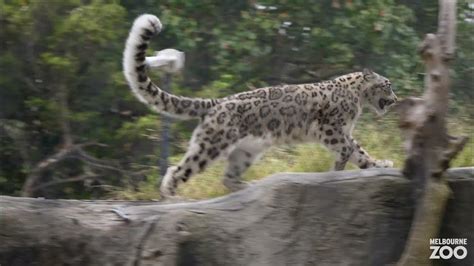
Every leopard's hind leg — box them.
[160,125,235,198]
[223,137,269,191]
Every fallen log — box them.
[1,167,472,266]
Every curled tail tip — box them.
[133,14,162,35]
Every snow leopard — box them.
[123,14,398,198]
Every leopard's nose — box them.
[387,98,396,106]
[389,95,398,105]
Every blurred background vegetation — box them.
[0,0,472,199]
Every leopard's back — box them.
[200,79,362,144]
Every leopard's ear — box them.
[363,68,376,81]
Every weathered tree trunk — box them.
[1,168,473,266]
[395,1,469,265]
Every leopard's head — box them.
[362,68,398,115]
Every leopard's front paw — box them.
[374,159,394,168]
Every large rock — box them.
[0,168,472,266]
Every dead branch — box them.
[20,142,128,197]
[29,173,99,192]
[396,1,468,265]
[21,145,78,196]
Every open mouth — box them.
[379,99,387,110]
[379,99,395,110]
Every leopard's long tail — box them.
[123,14,218,119]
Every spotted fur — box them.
[123,15,398,198]
[123,14,219,119]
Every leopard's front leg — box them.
[322,134,355,171]
[348,136,393,169]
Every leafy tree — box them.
[0,0,471,198]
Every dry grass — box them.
[111,116,473,200]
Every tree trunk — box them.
[1,168,472,266]
[395,1,469,265]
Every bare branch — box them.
[21,142,120,197]
[437,0,457,60]
[21,146,79,196]
[396,1,465,265]
[29,173,99,192]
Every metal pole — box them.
[145,48,184,186]
[159,73,172,179]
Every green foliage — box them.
[116,115,160,142]
[57,3,126,46]
[0,1,472,199]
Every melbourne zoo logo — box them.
[429,238,468,260]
